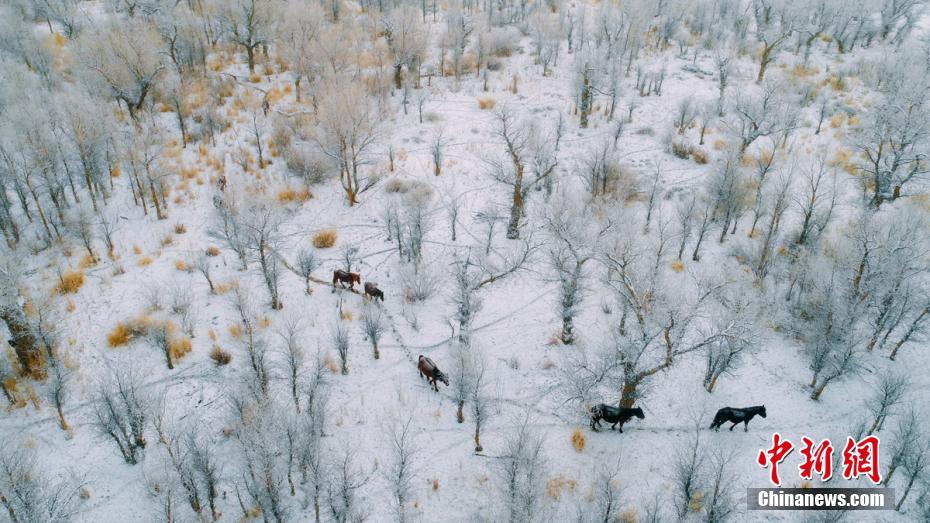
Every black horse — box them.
[590,404,645,432]
[710,405,767,432]
[364,282,384,302]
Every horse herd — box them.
[332,269,383,301]
[334,269,768,436]
[418,351,767,435]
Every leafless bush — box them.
[0,443,85,523]
[401,264,440,303]
[332,320,350,375]
[91,366,149,465]
[495,414,547,522]
[361,303,385,360]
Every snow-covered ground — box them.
[1,1,929,522]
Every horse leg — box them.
[617,422,624,433]
[744,421,749,432]
[591,417,598,431]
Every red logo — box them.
[798,437,834,481]
[842,435,881,484]
[757,433,794,486]
[758,434,881,485]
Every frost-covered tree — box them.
[91,366,149,465]
[77,19,166,120]
[0,443,84,523]
[360,303,385,360]
[219,0,275,73]
[495,415,547,523]
[312,80,381,206]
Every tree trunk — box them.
[0,307,44,379]
[474,424,482,452]
[372,341,380,360]
[456,401,464,423]
[561,316,574,345]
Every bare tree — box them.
[230,286,272,395]
[91,366,149,465]
[793,153,837,246]
[361,303,385,360]
[219,0,274,73]
[752,0,797,83]
[673,428,705,520]
[496,414,547,523]
[449,340,473,423]
[0,443,84,523]
[278,316,306,413]
[865,371,909,435]
[77,18,166,120]
[728,83,797,154]
[704,447,739,522]
[603,220,751,406]
[242,203,285,310]
[296,248,319,295]
[895,432,930,511]
[470,349,491,452]
[383,4,429,90]
[702,296,757,393]
[545,192,606,344]
[883,407,921,485]
[589,458,624,523]
[852,84,930,208]
[312,79,380,206]
[194,254,216,294]
[234,398,289,523]
[332,318,350,375]
[383,414,419,523]
[327,445,373,523]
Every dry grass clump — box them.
[137,256,154,267]
[210,345,232,366]
[168,335,193,361]
[175,260,189,271]
[313,230,337,248]
[324,356,339,374]
[619,509,638,523]
[107,316,152,347]
[545,474,577,501]
[57,270,85,294]
[206,246,221,257]
[477,97,496,110]
[79,254,97,269]
[174,222,187,234]
[671,261,685,272]
[277,186,312,204]
[570,428,586,452]
[689,491,704,512]
[160,234,174,247]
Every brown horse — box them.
[332,270,361,290]
[417,355,449,392]
[364,282,384,302]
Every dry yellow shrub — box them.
[169,336,193,361]
[175,260,189,271]
[570,428,586,452]
[277,187,312,204]
[545,474,577,501]
[206,246,221,257]
[671,261,685,272]
[477,97,496,110]
[137,256,153,267]
[57,270,85,294]
[313,230,337,248]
